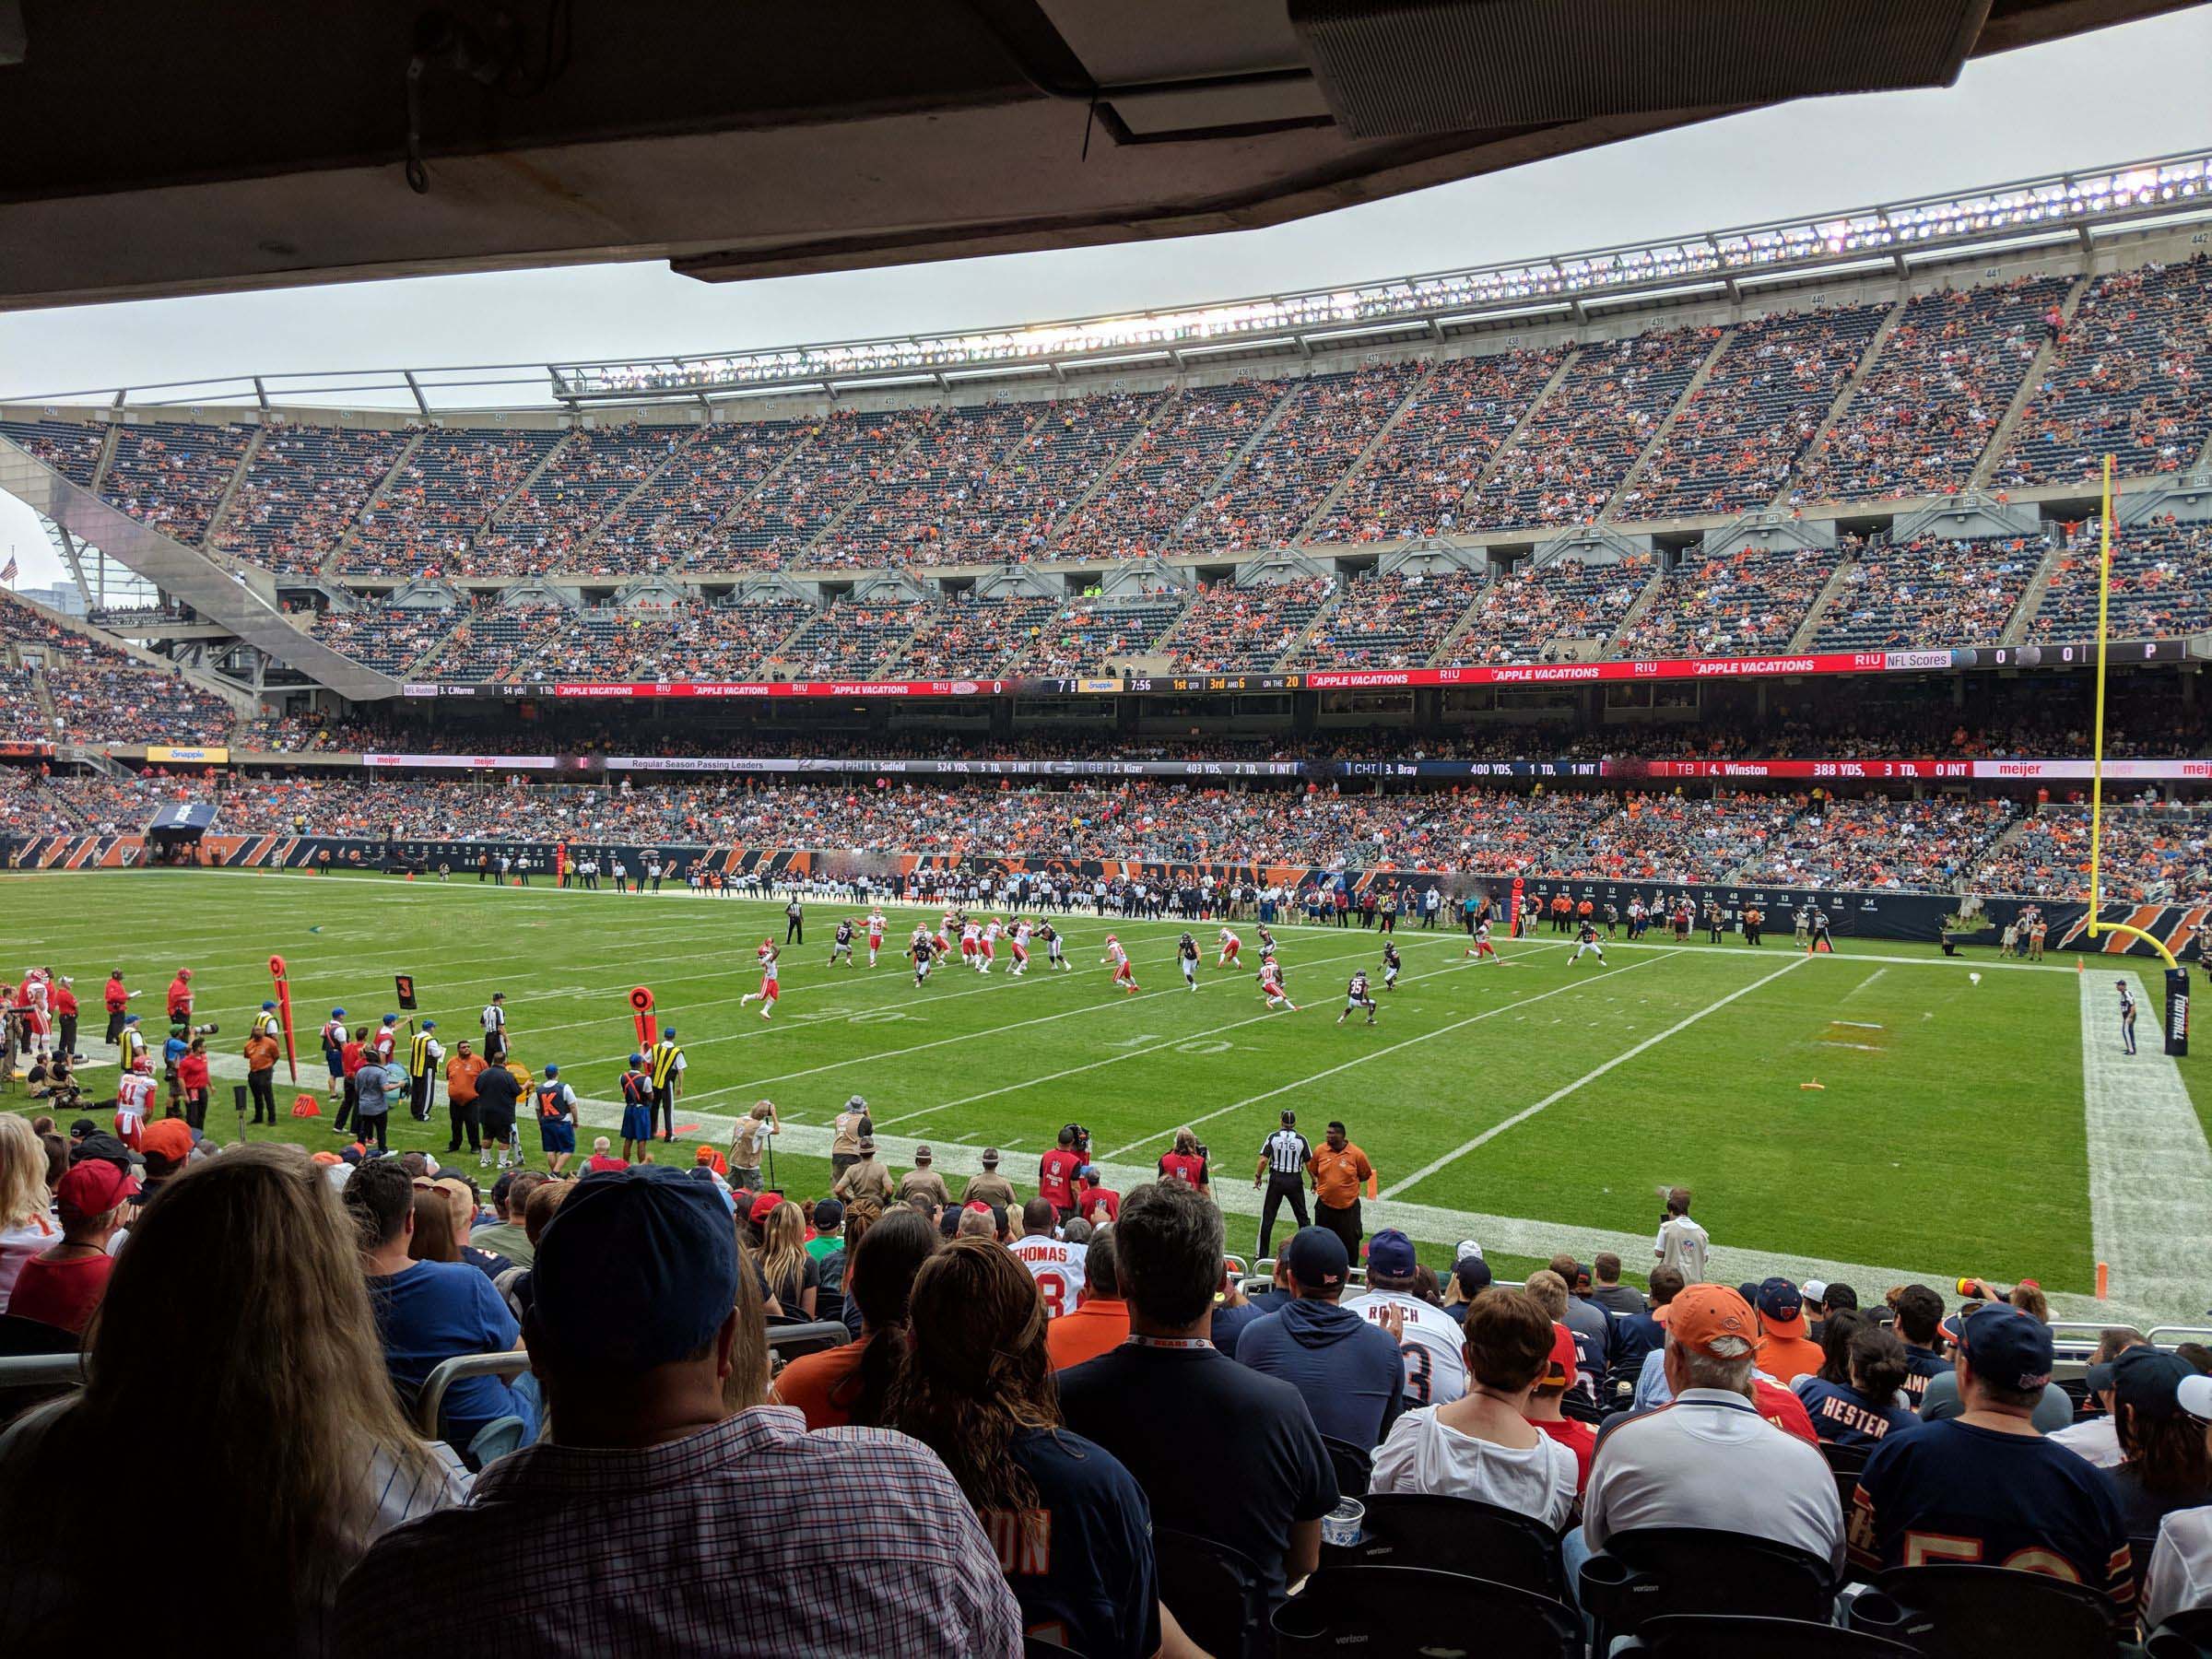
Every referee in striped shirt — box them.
[1253,1110,1313,1261]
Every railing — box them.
[6,151,2207,413]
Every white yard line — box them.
[2079,971,2212,1313]
[1097,951,1680,1162]
[705,932,1481,1107]
[1382,954,1809,1199]
[1843,968,1888,999]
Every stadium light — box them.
[542,150,2209,404]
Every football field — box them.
[10,867,2212,1324]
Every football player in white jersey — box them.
[866,908,887,966]
[1340,1229,1470,1409]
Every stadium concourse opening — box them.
[13,41,2212,1652]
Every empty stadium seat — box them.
[1319,1491,1568,1601]
[1275,1566,1582,1659]
[1578,1526,1840,1652]
[1153,1527,1269,1659]
[1847,1565,2123,1659]
[1621,1613,1916,1657]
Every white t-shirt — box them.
[1371,1407,1578,1531]
[1342,1291,1470,1408]
[2047,1413,2124,1469]
[0,1213,63,1312]
[2147,1503,2212,1630]
[1008,1236,1087,1321]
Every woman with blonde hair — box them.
[758,1198,818,1319]
[887,1235,1199,1659]
[0,1145,468,1653]
[408,1187,462,1265]
[0,1114,61,1311]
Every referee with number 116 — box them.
[1253,1109,1313,1260]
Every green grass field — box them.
[8,867,2208,1320]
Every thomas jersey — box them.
[1008,1236,1087,1320]
[1341,1291,1469,1409]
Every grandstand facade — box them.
[2,155,2210,927]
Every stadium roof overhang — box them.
[0,0,2193,313]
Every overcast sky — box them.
[6,7,2209,588]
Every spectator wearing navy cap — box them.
[2051,1327,2149,1468]
[2106,1346,2212,1535]
[1756,1277,1824,1385]
[336,1168,1023,1659]
[1916,1304,2074,1430]
[1236,1226,1407,1448]
[1441,1246,1494,1326]
[2144,1371,2212,1629]
[1848,1302,2135,1618]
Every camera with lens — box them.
[191,1021,219,1039]
[1062,1122,1091,1156]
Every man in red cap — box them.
[1575,1284,1844,1589]
[166,968,194,1025]
[7,1159,136,1334]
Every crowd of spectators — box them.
[342,429,563,579]
[1813,532,2046,651]
[901,594,1066,679]
[0,591,239,745]
[1740,794,2018,891]
[10,765,2150,895]
[1308,348,1569,546]
[719,410,932,570]
[99,421,253,548]
[779,602,930,679]
[810,404,1041,568]
[468,425,677,576]
[1159,578,1338,673]
[1179,364,1424,553]
[12,257,2211,598]
[13,1078,2212,1655]
[595,420,814,571]
[209,425,417,576]
[1478,327,1718,529]
[1291,567,1488,668]
[1620,302,1888,521]
[1794,275,2070,503]
[301,605,463,677]
[2032,518,2212,642]
[1613,546,1841,660]
[1971,802,2212,903]
[1996,254,2212,488]
[0,418,105,487]
[1053,384,1285,559]
[1447,558,1653,665]
[952,392,1164,565]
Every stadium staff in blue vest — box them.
[535,1065,579,1177]
[646,1029,685,1143]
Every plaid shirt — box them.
[335,1406,1023,1658]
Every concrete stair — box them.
[1968,272,2090,490]
[1777,296,1910,508]
[1786,555,1862,651]
[2000,534,2074,645]
[1288,361,1438,543]
[1603,326,1736,524]
[197,426,265,552]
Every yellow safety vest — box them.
[410,1033,433,1076]
[648,1041,682,1088]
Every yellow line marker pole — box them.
[2086,452,2178,968]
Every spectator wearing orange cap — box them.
[1755,1277,1826,1385]
[1570,1285,1844,1594]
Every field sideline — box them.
[9,867,2212,1324]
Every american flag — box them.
[0,555,16,584]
